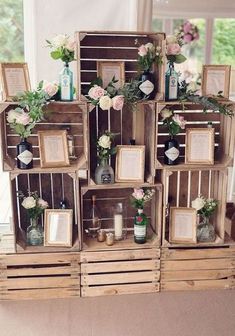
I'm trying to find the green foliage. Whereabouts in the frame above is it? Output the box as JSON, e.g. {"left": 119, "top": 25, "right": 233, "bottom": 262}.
{"left": 163, "top": 117, "right": 181, "bottom": 137}
{"left": 0, "top": 0, "right": 24, "bottom": 61}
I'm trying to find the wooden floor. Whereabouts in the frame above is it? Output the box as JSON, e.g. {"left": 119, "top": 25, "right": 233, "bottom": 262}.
{"left": 0, "top": 291, "right": 235, "bottom": 336}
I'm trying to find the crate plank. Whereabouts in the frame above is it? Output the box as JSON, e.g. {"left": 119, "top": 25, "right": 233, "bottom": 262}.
{"left": 161, "top": 247, "right": 235, "bottom": 260}
{"left": 161, "top": 269, "right": 235, "bottom": 281}
{"left": 161, "top": 279, "right": 234, "bottom": 291}
{"left": 1, "top": 288, "right": 79, "bottom": 300}
{"left": 161, "top": 258, "right": 235, "bottom": 271}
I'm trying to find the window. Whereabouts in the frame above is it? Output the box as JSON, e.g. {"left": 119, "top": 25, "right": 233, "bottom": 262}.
{"left": 0, "top": 0, "right": 24, "bottom": 62}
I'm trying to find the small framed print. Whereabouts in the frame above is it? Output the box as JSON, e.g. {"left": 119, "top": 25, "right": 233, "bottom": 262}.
{"left": 97, "top": 61, "right": 125, "bottom": 89}
{"left": 201, "top": 65, "right": 231, "bottom": 99}
{"left": 185, "top": 128, "right": 214, "bottom": 165}
{"left": 115, "top": 145, "right": 145, "bottom": 183}
{"left": 169, "top": 207, "right": 197, "bottom": 244}
{"left": 38, "top": 130, "right": 70, "bottom": 168}
{"left": 0, "top": 63, "right": 31, "bottom": 101}
{"left": 44, "top": 209, "right": 73, "bottom": 247}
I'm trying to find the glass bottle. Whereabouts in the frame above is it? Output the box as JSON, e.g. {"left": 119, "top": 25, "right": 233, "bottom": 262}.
{"left": 165, "top": 62, "right": 178, "bottom": 101}
{"left": 129, "top": 138, "right": 136, "bottom": 145}
{"left": 26, "top": 217, "right": 43, "bottom": 246}
{"left": 17, "top": 138, "right": 33, "bottom": 170}
{"left": 164, "top": 135, "right": 180, "bottom": 165}
{"left": 60, "top": 200, "right": 67, "bottom": 209}
{"left": 87, "top": 195, "right": 101, "bottom": 238}
{"left": 197, "top": 216, "right": 216, "bottom": 242}
{"left": 95, "top": 158, "right": 114, "bottom": 184}
{"left": 134, "top": 208, "right": 148, "bottom": 244}
{"left": 113, "top": 203, "right": 125, "bottom": 241}
{"left": 63, "top": 126, "right": 76, "bottom": 159}
{"left": 139, "top": 69, "right": 156, "bottom": 100}
{"left": 60, "top": 63, "right": 73, "bottom": 101}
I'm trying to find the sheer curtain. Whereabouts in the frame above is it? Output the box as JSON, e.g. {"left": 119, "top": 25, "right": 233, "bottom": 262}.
{"left": 137, "top": 0, "right": 153, "bottom": 31}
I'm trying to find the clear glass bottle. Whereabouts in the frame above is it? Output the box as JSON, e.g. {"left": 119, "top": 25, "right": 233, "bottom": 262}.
{"left": 165, "top": 62, "right": 178, "bottom": 101}
{"left": 87, "top": 195, "right": 101, "bottom": 238}
{"left": 197, "top": 216, "right": 216, "bottom": 242}
{"left": 26, "top": 217, "right": 43, "bottom": 246}
{"left": 60, "top": 63, "right": 73, "bottom": 101}
{"left": 134, "top": 208, "right": 148, "bottom": 244}
{"left": 95, "top": 158, "right": 114, "bottom": 184}
{"left": 113, "top": 202, "right": 126, "bottom": 241}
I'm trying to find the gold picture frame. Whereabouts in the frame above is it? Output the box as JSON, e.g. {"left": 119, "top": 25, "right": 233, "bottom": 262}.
{"left": 201, "top": 65, "right": 231, "bottom": 99}
{"left": 0, "top": 62, "right": 31, "bottom": 101}
{"left": 44, "top": 209, "right": 73, "bottom": 247}
{"left": 97, "top": 61, "right": 125, "bottom": 89}
{"left": 185, "top": 128, "right": 215, "bottom": 165}
{"left": 38, "top": 130, "right": 70, "bottom": 168}
{"left": 169, "top": 207, "right": 197, "bottom": 244}
{"left": 115, "top": 145, "right": 145, "bottom": 183}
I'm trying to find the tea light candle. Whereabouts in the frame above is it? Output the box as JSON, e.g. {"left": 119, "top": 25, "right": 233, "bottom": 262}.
{"left": 114, "top": 214, "right": 123, "bottom": 240}
{"left": 106, "top": 232, "right": 114, "bottom": 246}
{"left": 97, "top": 229, "right": 106, "bottom": 242}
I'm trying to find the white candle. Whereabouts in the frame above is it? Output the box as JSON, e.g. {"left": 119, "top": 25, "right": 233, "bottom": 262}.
{"left": 114, "top": 214, "right": 123, "bottom": 240}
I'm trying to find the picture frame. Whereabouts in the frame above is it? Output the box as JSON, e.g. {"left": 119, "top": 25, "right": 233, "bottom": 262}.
{"left": 185, "top": 128, "right": 215, "bottom": 165}
{"left": 201, "top": 65, "right": 231, "bottom": 99}
{"left": 169, "top": 207, "right": 197, "bottom": 244}
{"left": 38, "top": 130, "right": 70, "bottom": 168}
{"left": 0, "top": 63, "right": 31, "bottom": 101}
{"left": 115, "top": 145, "right": 145, "bottom": 183}
{"left": 97, "top": 61, "right": 125, "bottom": 89}
{"left": 44, "top": 209, "right": 73, "bottom": 247}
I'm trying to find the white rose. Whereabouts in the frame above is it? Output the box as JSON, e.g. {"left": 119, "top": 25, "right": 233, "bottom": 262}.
{"left": 99, "top": 95, "right": 113, "bottom": 111}
{"left": 145, "top": 42, "right": 154, "bottom": 51}
{"left": 52, "top": 34, "right": 68, "bottom": 48}
{"left": 161, "top": 108, "right": 172, "bottom": 120}
{"left": 166, "top": 35, "right": 177, "bottom": 45}
{"left": 187, "top": 81, "right": 197, "bottom": 92}
{"left": 192, "top": 197, "right": 205, "bottom": 211}
{"left": 7, "top": 109, "right": 21, "bottom": 123}
{"left": 98, "top": 134, "right": 111, "bottom": 149}
{"left": 22, "top": 196, "right": 36, "bottom": 209}
{"left": 65, "top": 39, "right": 76, "bottom": 51}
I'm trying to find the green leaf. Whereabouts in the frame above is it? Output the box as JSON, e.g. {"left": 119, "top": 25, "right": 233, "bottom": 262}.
{"left": 50, "top": 50, "right": 61, "bottom": 60}
{"left": 174, "top": 54, "right": 187, "bottom": 64}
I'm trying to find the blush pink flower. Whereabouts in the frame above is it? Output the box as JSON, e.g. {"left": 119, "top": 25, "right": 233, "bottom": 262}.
{"left": 66, "top": 40, "right": 76, "bottom": 51}
{"left": 16, "top": 111, "right": 31, "bottom": 126}
{"left": 183, "top": 34, "right": 193, "bottom": 44}
{"left": 138, "top": 45, "right": 147, "bottom": 57}
{"left": 42, "top": 80, "right": 58, "bottom": 97}
{"left": 38, "top": 198, "right": 49, "bottom": 209}
{"left": 88, "top": 85, "right": 105, "bottom": 100}
{"left": 183, "top": 21, "right": 192, "bottom": 34}
{"left": 132, "top": 188, "right": 144, "bottom": 200}
{"left": 166, "top": 43, "right": 181, "bottom": 55}
{"left": 112, "top": 95, "right": 124, "bottom": 111}
{"left": 173, "top": 114, "right": 187, "bottom": 129}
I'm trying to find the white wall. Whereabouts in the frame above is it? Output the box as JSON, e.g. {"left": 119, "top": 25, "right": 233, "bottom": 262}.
{"left": 24, "top": 0, "right": 138, "bottom": 86}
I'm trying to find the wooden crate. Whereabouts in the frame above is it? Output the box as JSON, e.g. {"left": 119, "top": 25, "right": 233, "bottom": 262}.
{"left": 80, "top": 248, "right": 160, "bottom": 297}
{"left": 161, "top": 247, "right": 235, "bottom": 291}
{"left": 81, "top": 183, "right": 162, "bottom": 250}
{"left": 0, "top": 101, "right": 88, "bottom": 171}
{"left": 155, "top": 102, "right": 235, "bottom": 169}
{"left": 75, "top": 31, "right": 165, "bottom": 100}
{"left": 0, "top": 252, "right": 80, "bottom": 300}
{"left": 88, "top": 101, "right": 157, "bottom": 184}
{"left": 161, "top": 167, "right": 228, "bottom": 247}
{"left": 10, "top": 172, "right": 81, "bottom": 252}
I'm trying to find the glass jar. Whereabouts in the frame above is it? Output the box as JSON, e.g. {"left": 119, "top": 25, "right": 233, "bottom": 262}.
{"left": 95, "top": 158, "right": 114, "bottom": 184}
{"left": 197, "top": 216, "right": 216, "bottom": 242}
{"left": 26, "top": 217, "right": 43, "bottom": 246}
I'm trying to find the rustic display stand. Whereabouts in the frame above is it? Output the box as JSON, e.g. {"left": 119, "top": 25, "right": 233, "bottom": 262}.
{"left": 0, "top": 31, "right": 235, "bottom": 300}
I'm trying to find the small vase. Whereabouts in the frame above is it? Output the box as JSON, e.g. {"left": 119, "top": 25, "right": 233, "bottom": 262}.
{"left": 95, "top": 158, "right": 114, "bottom": 184}
{"left": 139, "top": 70, "right": 156, "bottom": 100}
{"left": 27, "top": 218, "right": 43, "bottom": 246}
{"left": 164, "top": 136, "right": 180, "bottom": 165}
{"left": 197, "top": 216, "right": 216, "bottom": 243}
{"left": 17, "top": 138, "right": 33, "bottom": 170}
{"left": 134, "top": 208, "right": 148, "bottom": 244}
{"left": 60, "top": 62, "right": 73, "bottom": 101}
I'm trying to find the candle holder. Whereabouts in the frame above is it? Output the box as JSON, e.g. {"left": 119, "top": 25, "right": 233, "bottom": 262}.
{"left": 113, "top": 202, "right": 127, "bottom": 241}
{"left": 97, "top": 229, "right": 106, "bottom": 242}
{"left": 106, "top": 232, "right": 114, "bottom": 246}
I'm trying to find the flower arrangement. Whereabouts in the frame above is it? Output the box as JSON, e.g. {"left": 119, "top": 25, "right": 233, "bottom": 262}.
{"left": 161, "top": 108, "right": 187, "bottom": 137}
{"left": 166, "top": 35, "right": 187, "bottom": 64}
{"left": 18, "top": 191, "right": 48, "bottom": 220}
{"left": 176, "top": 21, "right": 199, "bottom": 44}
{"left": 88, "top": 77, "right": 124, "bottom": 111}
{"left": 130, "top": 188, "right": 155, "bottom": 210}
{"left": 97, "top": 131, "right": 117, "bottom": 162}
{"left": 46, "top": 34, "right": 76, "bottom": 63}
{"left": 7, "top": 81, "right": 58, "bottom": 139}
{"left": 137, "top": 42, "right": 163, "bottom": 72}
{"left": 192, "top": 195, "right": 218, "bottom": 218}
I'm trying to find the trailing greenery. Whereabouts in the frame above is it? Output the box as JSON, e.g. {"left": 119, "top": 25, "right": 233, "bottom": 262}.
{"left": 118, "top": 79, "right": 147, "bottom": 107}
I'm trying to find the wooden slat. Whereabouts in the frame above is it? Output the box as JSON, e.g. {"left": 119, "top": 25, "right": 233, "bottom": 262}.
{"left": 161, "top": 279, "right": 234, "bottom": 291}
{"left": 161, "top": 247, "right": 235, "bottom": 260}
{"left": 81, "top": 282, "right": 159, "bottom": 297}
{"left": 82, "top": 271, "right": 159, "bottom": 286}
{"left": 161, "top": 258, "right": 235, "bottom": 271}
{"left": 80, "top": 248, "right": 160, "bottom": 262}
{"left": 161, "top": 269, "right": 235, "bottom": 281}
{"left": 0, "top": 276, "right": 79, "bottom": 289}
{"left": 0, "top": 288, "right": 80, "bottom": 300}
{"left": 3, "top": 266, "right": 79, "bottom": 277}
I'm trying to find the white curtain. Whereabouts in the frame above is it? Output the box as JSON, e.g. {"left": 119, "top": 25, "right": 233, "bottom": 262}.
{"left": 137, "top": 0, "right": 153, "bottom": 31}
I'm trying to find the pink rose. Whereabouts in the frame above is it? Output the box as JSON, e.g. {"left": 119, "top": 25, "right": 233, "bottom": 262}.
{"left": 66, "top": 40, "right": 76, "bottom": 51}
{"left": 16, "top": 111, "right": 31, "bottom": 126}
{"left": 132, "top": 188, "right": 144, "bottom": 200}
{"left": 183, "top": 34, "right": 193, "bottom": 44}
{"left": 88, "top": 85, "right": 105, "bottom": 100}
{"left": 193, "top": 32, "right": 199, "bottom": 41}
{"left": 38, "top": 198, "right": 48, "bottom": 209}
{"left": 183, "top": 21, "right": 192, "bottom": 34}
{"left": 42, "top": 81, "right": 58, "bottom": 97}
{"left": 112, "top": 95, "right": 124, "bottom": 111}
{"left": 173, "top": 114, "right": 187, "bottom": 129}
{"left": 166, "top": 43, "right": 181, "bottom": 55}
{"left": 138, "top": 45, "right": 147, "bottom": 57}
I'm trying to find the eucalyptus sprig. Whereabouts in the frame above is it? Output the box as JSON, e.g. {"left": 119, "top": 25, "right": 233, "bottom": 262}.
{"left": 118, "top": 79, "right": 148, "bottom": 110}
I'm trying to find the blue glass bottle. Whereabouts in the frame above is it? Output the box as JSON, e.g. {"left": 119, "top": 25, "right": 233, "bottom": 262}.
{"left": 60, "top": 63, "right": 73, "bottom": 101}
{"left": 165, "top": 62, "right": 178, "bottom": 101}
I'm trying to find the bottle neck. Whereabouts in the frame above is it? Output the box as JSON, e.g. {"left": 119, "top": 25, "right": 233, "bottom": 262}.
{"left": 137, "top": 208, "right": 143, "bottom": 214}
{"left": 100, "top": 158, "right": 108, "bottom": 166}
